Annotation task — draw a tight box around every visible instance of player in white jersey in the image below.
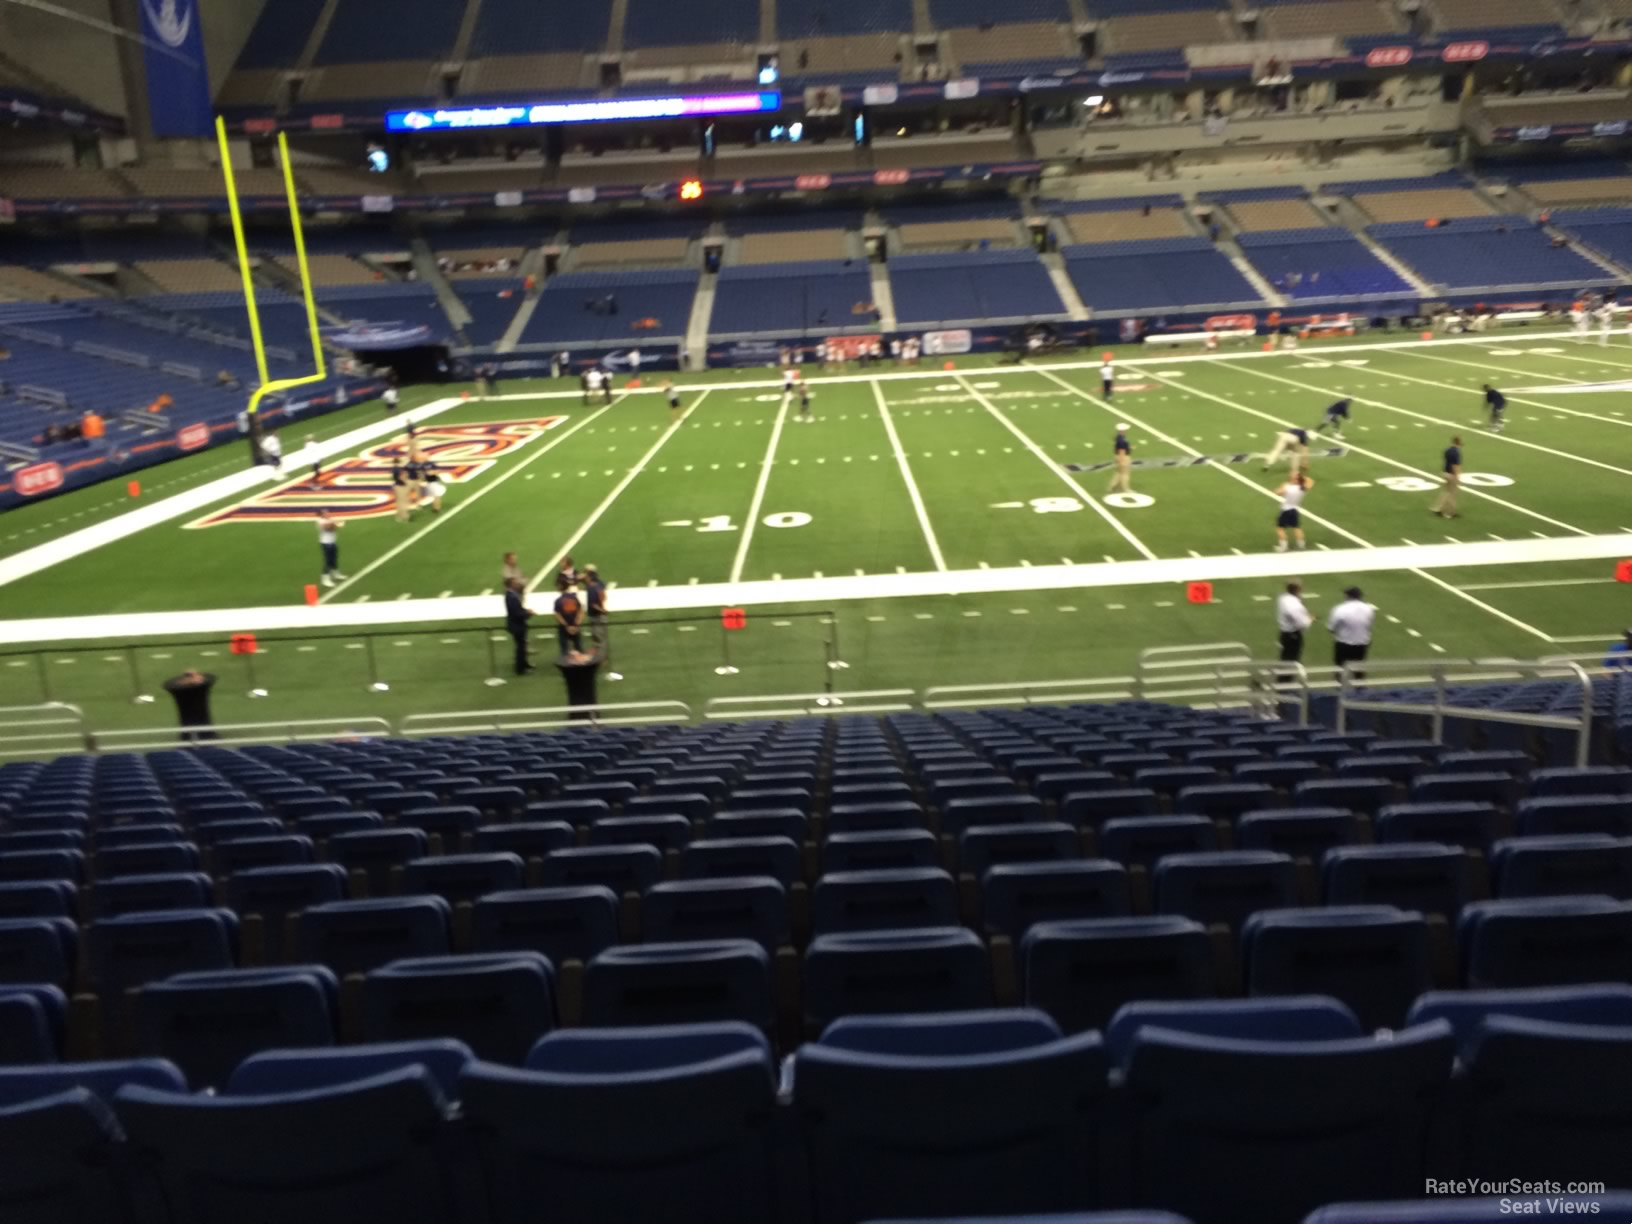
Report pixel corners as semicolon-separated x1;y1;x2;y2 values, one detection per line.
1273;474;1312;552
1598;303;1616;346
1100;355;1115;400
1572;307;1590;337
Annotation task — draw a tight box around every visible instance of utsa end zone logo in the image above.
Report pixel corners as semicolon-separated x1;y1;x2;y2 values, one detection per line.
184;418;562;529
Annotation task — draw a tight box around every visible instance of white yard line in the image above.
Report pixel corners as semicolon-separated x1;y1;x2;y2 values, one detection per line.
1140;364;1595;538
729;387;790;584
1228;362;1632;479
871;381;947;571
320;396;622;604
5;532;1624;645
1458;577;1622;592
955;374;1157;562
528;392;708;593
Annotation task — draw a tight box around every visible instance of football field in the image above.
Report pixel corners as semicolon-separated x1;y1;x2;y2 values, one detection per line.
3;328;1630;733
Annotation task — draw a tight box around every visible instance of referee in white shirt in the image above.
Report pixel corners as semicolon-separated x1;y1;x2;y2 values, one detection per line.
1276;581;1312;680
1327;585;1376;681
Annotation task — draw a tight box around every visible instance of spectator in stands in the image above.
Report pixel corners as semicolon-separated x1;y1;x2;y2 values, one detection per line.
80;410;103;445
162;669;217;743
504;578;534;676
1605;629;1632;671
1327;586;1376;681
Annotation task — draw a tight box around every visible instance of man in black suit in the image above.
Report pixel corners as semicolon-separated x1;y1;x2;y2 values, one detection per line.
504;578;534;675
163;669;217;742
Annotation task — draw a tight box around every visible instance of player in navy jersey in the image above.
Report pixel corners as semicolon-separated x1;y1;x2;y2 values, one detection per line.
421;460;445;514
798;381;813;422
1432;435;1462;518
1315;398;1351;438
1482;384;1506;433
390;459;411;523
1107;424;1132;495
663;379;682;421
404;455;425;513
1263;426;1310;475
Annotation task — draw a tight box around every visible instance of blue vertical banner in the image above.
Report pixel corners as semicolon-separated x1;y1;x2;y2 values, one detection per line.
140;0;212;137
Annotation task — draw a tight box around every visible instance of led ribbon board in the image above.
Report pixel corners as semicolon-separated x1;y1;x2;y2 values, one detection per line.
388;92;781;131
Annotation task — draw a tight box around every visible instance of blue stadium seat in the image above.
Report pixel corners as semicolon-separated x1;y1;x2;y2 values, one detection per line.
228;1039;475;1098
1491;834;1632;899
1059;788;1161;826
295;812;385;841
589;815;693;850
401;853;526;905
824;829;941;873
0;917;77;987
360;952;553;1064
1154;851;1299;932
1121;1022;1454;1222
135;965;339;1088
1292;778;1396;816
0;850;84;884
1104;996;1363;1066
827;802;925;834
940;795;1046;835
473;821;576;858
958;822;1079;876
94;841;199;878
1136;767;1220;800
192;817;283;845
583;940;774;1033
211;834;315;875
625;793;712;823
1376;803;1502;850
0;984;66;1063
114;1067;461;1224
804;928;991;1032
224;863;348;963
0;831;84;854
1410;773;1516;808
812;868;959;935
471;887;620;965
1529;765;1632;796
295;897;452;978
0;1089;130;1224
462;1023;779;1224
1406;983;1632;1051
1236;809;1362;860
1177;784;1279;821
1098;816;1219;871
398;805;482;850
1452;1015;1632;1184
95;823;180;848
1022;916;1213;1033
1336;755;1424;785
680;836;802;886
86;909;238;1015
793;1012;1108;1222
1321;843;1470;918
326;828;430;894
642;877;789;950
91;871;213;918
981;860;1131;940
1459;897;1632;987
539;845;664;894
1515;794;1632;837
0;1056;186;1108
1242;906;1431;1030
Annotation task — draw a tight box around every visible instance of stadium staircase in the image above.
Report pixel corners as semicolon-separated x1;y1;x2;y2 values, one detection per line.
868;261;898;332
296;0;343;71
607;0;631;53
450;0;485;62
1348;226;1435;297
1215;237;1286;309
759;0;776;42
1539;220;1632;283
685;271;717;368
1040;251;1090;321
499;293;541;352
410;238;476;341
912;0;935;35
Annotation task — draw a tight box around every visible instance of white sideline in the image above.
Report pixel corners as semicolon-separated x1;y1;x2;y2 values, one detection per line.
1;532;1628;645
0;398;466;591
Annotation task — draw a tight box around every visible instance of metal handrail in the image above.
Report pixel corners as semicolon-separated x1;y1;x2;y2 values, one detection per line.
921;677;1137;710
398;701;693;735
89;717;394;752
0;704;88;760
703;690;915;720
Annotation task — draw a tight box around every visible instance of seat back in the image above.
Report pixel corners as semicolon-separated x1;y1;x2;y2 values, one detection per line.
811;868;959;935
1458;897;1632;987
583;940;774;1033
471;887;619;965
1321;843;1470;919
360;952;553;1064
295;898;451;978
803;927;991;1034
1105;995;1363;1066
642;877;789;951
1491;834;1632;900
980;860;1131;941
1021;916;1213;1034
1242;906;1431;1030
1154;851;1298;932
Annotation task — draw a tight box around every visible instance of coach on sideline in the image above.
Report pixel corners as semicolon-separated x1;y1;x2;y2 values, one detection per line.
1327;585;1376;683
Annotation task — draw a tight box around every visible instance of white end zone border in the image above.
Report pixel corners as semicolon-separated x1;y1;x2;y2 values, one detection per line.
1;532;1627;646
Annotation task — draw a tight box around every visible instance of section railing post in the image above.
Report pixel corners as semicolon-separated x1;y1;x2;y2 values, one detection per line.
127;647;154;704
366;634;388;692
34;651;51;703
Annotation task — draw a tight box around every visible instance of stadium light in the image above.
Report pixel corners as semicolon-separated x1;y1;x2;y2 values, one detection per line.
679;180;704;201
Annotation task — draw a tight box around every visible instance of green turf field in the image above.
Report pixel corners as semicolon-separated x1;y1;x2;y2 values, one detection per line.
3;329;1631;735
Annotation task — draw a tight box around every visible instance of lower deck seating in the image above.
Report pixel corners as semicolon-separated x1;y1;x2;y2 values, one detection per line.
889;249;1066;324
710;261;875;336
1237;229;1413;299
520;268;699;345
1369;218;1615;290
1065;237;1264;312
